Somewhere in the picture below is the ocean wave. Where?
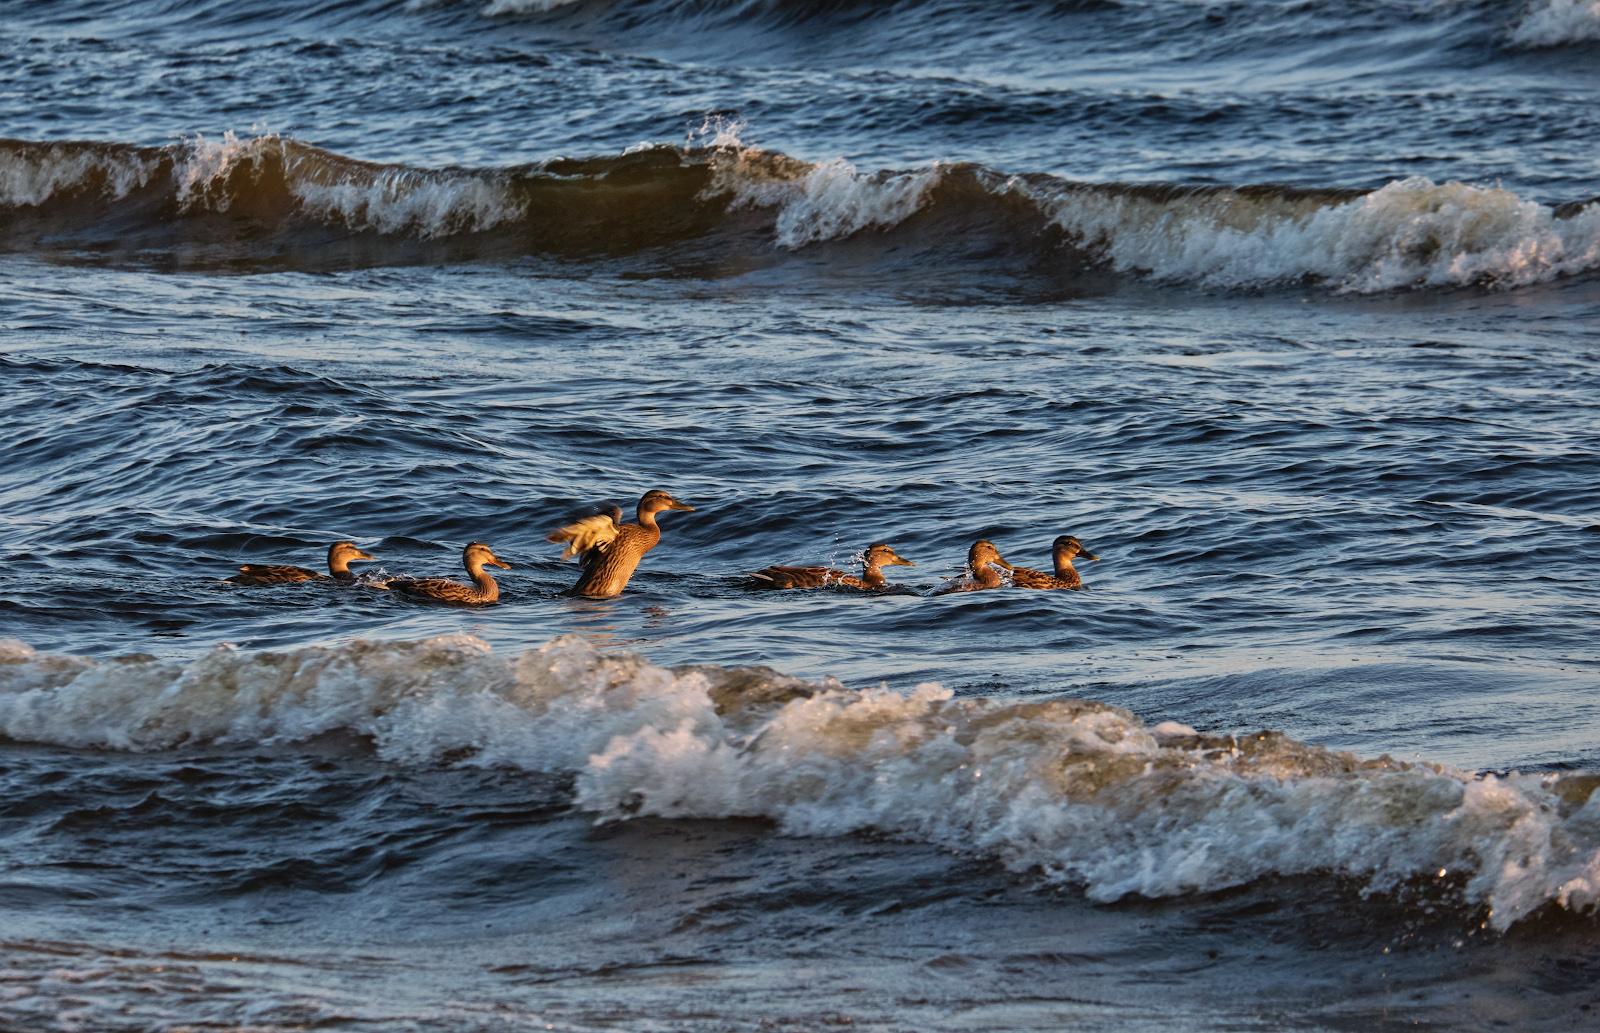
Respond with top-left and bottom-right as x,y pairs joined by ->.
0,141 -> 157,209
1509,0 -> 1600,47
3,634 -> 1599,930
704,123 -> 940,247
481,0 -> 586,13
2,133 -> 1597,291
1036,176 -> 1600,292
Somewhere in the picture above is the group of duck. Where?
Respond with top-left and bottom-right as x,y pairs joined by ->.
223,488 -> 1098,604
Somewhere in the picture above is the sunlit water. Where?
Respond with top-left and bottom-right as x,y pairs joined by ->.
3,1 -> 1599,1029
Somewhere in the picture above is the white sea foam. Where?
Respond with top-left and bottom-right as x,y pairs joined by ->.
3,634 -> 1599,930
481,0 -> 586,14
699,126 -> 939,248
0,144 -> 155,208
170,130 -> 263,211
1039,177 -> 1600,292
692,121 -> 1600,290
291,169 -> 524,237
167,132 -> 524,236
1509,0 -> 1600,47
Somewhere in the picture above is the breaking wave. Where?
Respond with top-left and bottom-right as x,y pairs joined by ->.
4,633 -> 1600,931
1509,0 -> 1600,47
3,132 -> 1597,292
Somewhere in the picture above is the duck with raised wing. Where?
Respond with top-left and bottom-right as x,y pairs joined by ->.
748,542 -> 916,592
225,541 -> 375,585
547,489 -> 695,598
389,542 -> 510,605
932,539 -> 1013,595
1009,535 -> 1098,590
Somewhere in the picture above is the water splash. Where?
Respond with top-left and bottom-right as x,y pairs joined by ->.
4,634 -> 1599,930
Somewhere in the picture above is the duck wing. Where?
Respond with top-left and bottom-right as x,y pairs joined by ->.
747,564 -> 843,590
390,577 -> 490,605
1009,566 -> 1077,590
226,564 -> 322,585
547,505 -> 623,560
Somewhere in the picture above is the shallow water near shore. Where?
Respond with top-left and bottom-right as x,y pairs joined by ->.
3,1 -> 1600,1029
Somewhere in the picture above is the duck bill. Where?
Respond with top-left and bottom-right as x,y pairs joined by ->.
668,500 -> 696,512
489,559 -> 512,569
1079,549 -> 1099,562
892,557 -> 916,567
354,551 -> 376,562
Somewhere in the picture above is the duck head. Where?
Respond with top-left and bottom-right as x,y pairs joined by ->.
464,542 -> 512,570
638,489 -> 696,518
328,541 -> 376,570
968,539 -> 1011,570
1052,535 -> 1098,563
863,543 -> 915,569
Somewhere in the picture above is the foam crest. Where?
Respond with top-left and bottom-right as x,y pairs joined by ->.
292,169 -> 524,237
1042,177 -> 1600,292
171,130 -> 263,212
1,135 -> 523,237
0,142 -> 155,208
482,0 -> 585,13
4,635 -> 1599,929
8,133 -> 1596,291
581,676 -> 1600,931
1509,0 -> 1600,47
0,636 -> 719,767
702,129 -> 939,248
174,133 -> 523,235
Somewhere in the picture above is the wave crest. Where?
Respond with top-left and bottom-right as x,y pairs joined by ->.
4,634 -> 1600,930
1509,0 -> 1600,47
702,127 -> 940,247
1040,176 -> 1600,292
2,133 -> 1597,291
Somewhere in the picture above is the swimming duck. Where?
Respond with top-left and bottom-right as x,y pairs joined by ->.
547,489 -> 695,598
1009,535 -> 1098,590
389,542 -> 510,605
225,541 -> 375,585
748,543 -> 916,592
932,539 -> 1013,594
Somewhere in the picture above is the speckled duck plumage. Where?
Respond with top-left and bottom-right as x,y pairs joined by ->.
933,539 -> 1012,594
548,489 -> 694,599
389,542 -> 510,605
749,542 -> 916,592
1008,535 -> 1098,590
225,541 -> 374,585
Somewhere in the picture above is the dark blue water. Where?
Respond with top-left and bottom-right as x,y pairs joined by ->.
3,1 -> 1600,1029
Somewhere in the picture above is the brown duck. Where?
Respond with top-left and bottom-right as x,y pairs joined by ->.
748,543 -> 916,592
225,541 -> 375,585
932,539 -> 1013,594
1009,535 -> 1098,590
389,542 -> 510,605
547,489 -> 695,598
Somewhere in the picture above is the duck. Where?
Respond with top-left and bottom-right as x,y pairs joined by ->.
225,541 -> 375,585
748,543 -> 916,592
932,539 -> 1013,594
547,489 -> 695,598
1009,535 -> 1098,590
388,542 -> 510,605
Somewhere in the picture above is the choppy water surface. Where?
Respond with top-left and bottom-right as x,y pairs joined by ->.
3,1 -> 1600,1029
